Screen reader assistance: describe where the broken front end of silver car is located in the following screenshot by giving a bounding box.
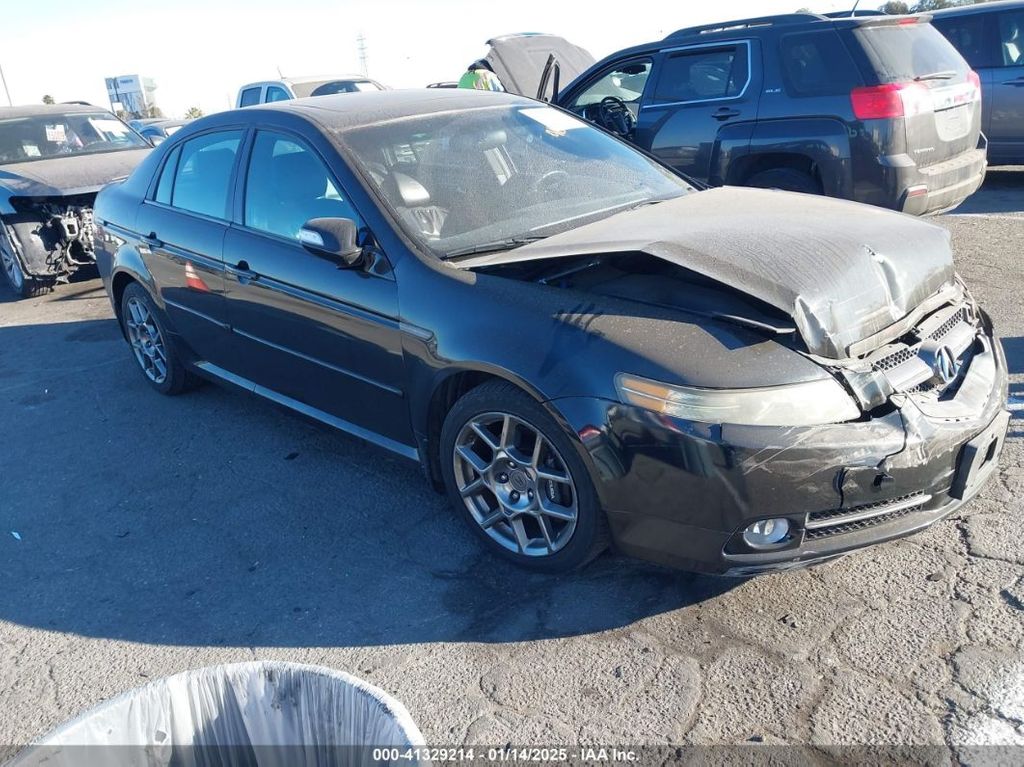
[1,194,98,289]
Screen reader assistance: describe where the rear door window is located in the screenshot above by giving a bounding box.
[932,14,995,69]
[239,87,262,107]
[850,21,968,83]
[780,31,860,96]
[997,10,1024,66]
[652,44,749,103]
[154,145,181,204]
[171,130,243,219]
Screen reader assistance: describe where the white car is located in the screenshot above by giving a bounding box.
[235,75,386,107]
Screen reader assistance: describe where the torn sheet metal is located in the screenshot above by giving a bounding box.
[12,661,425,767]
[461,187,956,359]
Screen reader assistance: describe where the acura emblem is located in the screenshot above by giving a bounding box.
[933,345,959,384]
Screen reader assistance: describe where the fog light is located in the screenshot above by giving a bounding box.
[742,518,791,549]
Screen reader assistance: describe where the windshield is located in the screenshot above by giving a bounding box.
[0,110,148,162]
[341,104,692,258]
[0,112,148,165]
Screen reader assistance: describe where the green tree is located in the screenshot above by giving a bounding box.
[144,105,164,119]
[184,106,204,119]
[880,1,910,13]
[41,94,54,104]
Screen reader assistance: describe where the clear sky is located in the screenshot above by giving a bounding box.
[0,0,859,118]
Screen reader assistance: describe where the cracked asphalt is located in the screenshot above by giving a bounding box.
[0,170,1022,754]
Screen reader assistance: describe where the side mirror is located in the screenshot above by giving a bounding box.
[298,217,363,267]
[149,135,165,146]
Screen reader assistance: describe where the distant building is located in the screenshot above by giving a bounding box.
[105,74,157,117]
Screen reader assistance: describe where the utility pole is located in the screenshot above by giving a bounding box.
[0,62,12,106]
[357,33,368,77]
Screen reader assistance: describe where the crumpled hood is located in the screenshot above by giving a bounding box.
[0,148,150,199]
[465,187,956,359]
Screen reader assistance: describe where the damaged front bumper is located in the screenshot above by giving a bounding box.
[1,195,98,282]
[552,316,1010,575]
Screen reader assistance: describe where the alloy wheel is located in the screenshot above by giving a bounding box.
[124,296,169,384]
[453,412,578,557]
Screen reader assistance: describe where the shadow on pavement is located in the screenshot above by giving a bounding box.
[951,168,1024,215]
[1002,336,1023,375]
[0,318,737,650]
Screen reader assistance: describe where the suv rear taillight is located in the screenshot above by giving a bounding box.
[851,82,932,120]
[968,70,981,95]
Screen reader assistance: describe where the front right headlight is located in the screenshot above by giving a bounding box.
[614,373,861,427]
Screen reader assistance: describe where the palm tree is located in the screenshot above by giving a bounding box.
[185,106,204,119]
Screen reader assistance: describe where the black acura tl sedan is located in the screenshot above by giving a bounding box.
[94,90,1009,575]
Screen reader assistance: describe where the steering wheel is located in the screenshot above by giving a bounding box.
[532,169,570,197]
[597,96,635,138]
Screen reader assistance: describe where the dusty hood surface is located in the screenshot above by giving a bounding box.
[0,148,150,198]
[464,187,956,359]
[485,34,595,98]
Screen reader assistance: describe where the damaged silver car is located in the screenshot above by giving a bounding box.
[0,105,150,296]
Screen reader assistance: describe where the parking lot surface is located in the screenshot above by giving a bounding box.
[1,170,1022,753]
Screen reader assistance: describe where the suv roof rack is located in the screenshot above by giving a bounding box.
[663,13,825,41]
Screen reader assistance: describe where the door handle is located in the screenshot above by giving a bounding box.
[231,260,260,283]
[142,232,163,248]
[712,108,741,120]
[1003,77,1024,87]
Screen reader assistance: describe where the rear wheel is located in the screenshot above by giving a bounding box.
[745,167,822,195]
[440,381,608,572]
[119,282,193,395]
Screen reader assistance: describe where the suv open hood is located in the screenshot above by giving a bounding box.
[460,187,956,359]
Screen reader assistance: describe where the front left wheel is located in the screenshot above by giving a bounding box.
[440,381,609,572]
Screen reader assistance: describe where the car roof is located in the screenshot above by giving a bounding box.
[929,0,1024,16]
[0,104,111,119]
[248,89,536,132]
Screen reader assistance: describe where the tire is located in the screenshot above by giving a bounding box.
[0,237,51,298]
[745,167,822,195]
[440,380,609,572]
[119,282,194,395]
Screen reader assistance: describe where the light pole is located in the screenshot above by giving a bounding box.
[0,62,12,106]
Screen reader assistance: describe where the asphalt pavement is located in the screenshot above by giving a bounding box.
[1,172,1022,755]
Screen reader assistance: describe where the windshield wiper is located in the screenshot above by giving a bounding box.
[444,235,549,260]
[914,70,956,82]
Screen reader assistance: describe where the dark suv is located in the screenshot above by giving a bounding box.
[930,0,1024,165]
[551,12,987,215]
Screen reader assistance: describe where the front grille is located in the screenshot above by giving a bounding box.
[875,345,916,372]
[929,307,969,341]
[804,492,929,540]
[868,303,977,396]
[804,508,915,540]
